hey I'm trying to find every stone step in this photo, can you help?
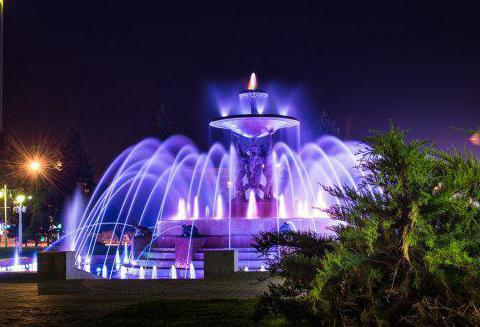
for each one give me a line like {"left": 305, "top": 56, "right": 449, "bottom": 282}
{"left": 124, "top": 266, "right": 204, "bottom": 279}
{"left": 142, "top": 251, "right": 274, "bottom": 262}
{"left": 134, "top": 259, "right": 205, "bottom": 269}
{"left": 144, "top": 252, "right": 176, "bottom": 260}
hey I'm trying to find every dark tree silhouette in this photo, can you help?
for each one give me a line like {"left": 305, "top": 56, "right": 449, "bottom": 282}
{"left": 316, "top": 110, "right": 341, "bottom": 137}
{"left": 58, "top": 127, "right": 95, "bottom": 197}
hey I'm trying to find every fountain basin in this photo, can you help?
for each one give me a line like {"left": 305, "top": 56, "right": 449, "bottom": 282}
{"left": 209, "top": 114, "right": 299, "bottom": 138}
{"left": 152, "top": 217, "right": 339, "bottom": 249}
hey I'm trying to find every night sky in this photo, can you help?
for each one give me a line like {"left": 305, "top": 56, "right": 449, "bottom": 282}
{"left": 4, "top": 1, "right": 480, "bottom": 175}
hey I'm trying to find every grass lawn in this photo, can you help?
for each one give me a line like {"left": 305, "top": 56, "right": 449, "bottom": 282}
{"left": 94, "top": 298, "right": 285, "bottom": 326}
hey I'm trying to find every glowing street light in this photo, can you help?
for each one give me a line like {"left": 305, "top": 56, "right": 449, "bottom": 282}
{"left": 29, "top": 160, "right": 42, "bottom": 172}
{"left": 0, "top": 184, "right": 7, "bottom": 247}
{"left": 0, "top": 0, "right": 4, "bottom": 130}
{"left": 14, "top": 193, "right": 29, "bottom": 251}
{"left": 25, "top": 157, "right": 46, "bottom": 178}
{"left": 15, "top": 194, "right": 25, "bottom": 204}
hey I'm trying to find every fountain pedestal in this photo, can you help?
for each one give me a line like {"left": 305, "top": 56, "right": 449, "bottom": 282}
{"left": 174, "top": 237, "right": 206, "bottom": 268}
{"left": 231, "top": 198, "right": 277, "bottom": 218}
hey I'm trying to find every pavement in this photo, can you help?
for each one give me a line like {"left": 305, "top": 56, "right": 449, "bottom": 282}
{"left": 0, "top": 273, "right": 278, "bottom": 326}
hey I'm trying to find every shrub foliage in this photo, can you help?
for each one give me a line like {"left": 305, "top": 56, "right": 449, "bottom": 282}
{"left": 255, "top": 126, "right": 480, "bottom": 325}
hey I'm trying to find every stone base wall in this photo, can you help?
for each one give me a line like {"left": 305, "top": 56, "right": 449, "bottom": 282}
{"left": 204, "top": 250, "right": 238, "bottom": 278}
{"left": 38, "top": 251, "right": 99, "bottom": 280}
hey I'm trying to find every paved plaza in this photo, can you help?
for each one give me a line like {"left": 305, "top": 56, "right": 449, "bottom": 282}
{"left": 0, "top": 274, "right": 277, "bottom": 326}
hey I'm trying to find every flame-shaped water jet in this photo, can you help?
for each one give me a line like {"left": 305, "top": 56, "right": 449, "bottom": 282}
{"left": 115, "top": 251, "right": 121, "bottom": 270}
{"left": 152, "top": 265, "right": 158, "bottom": 279}
{"left": 215, "top": 195, "right": 224, "bottom": 219}
{"left": 123, "top": 243, "right": 129, "bottom": 264}
{"left": 84, "top": 256, "right": 91, "bottom": 272}
{"left": 176, "top": 198, "right": 187, "bottom": 220}
{"left": 189, "top": 263, "right": 196, "bottom": 279}
{"left": 13, "top": 248, "right": 19, "bottom": 268}
{"left": 278, "top": 194, "right": 287, "bottom": 218}
{"left": 247, "top": 72, "right": 257, "bottom": 90}
{"left": 193, "top": 196, "right": 199, "bottom": 220}
{"left": 170, "top": 265, "right": 177, "bottom": 279}
{"left": 247, "top": 190, "right": 257, "bottom": 219}
{"left": 120, "top": 266, "right": 127, "bottom": 279}
{"left": 139, "top": 266, "right": 145, "bottom": 279}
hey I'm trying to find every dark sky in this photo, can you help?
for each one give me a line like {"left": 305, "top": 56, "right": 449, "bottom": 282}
{"left": 4, "top": 0, "right": 480, "bottom": 174}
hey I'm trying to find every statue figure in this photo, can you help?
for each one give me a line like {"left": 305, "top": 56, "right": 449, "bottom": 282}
{"left": 235, "top": 140, "right": 249, "bottom": 200}
{"left": 262, "top": 157, "right": 273, "bottom": 199}
{"left": 182, "top": 225, "right": 200, "bottom": 237}
{"left": 247, "top": 141, "right": 264, "bottom": 199}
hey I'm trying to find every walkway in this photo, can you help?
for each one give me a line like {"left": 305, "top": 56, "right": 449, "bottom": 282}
{"left": 0, "top": 273, "right": 277, "bottom": 326}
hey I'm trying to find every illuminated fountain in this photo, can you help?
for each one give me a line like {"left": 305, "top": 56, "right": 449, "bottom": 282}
{"left": 64, "top": 74, "right": 366, "bottom": 279}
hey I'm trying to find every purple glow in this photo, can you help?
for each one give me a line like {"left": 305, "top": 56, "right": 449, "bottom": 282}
{"left": 55, "top": 75, "right": 369, "bottom": 280}
{"left": 209, "top": 114, "right": 299, "bottom": 138}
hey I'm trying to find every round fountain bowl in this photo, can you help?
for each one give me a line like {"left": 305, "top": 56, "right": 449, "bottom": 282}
{"left": 209, "top": 114, "right": 299, "bottom": 138}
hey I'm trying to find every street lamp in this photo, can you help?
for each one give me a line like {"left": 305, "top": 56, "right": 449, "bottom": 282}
{"left": 0, "top": 185, "right": 8, "bottom": 247}
{"left": 0, "top": 0, "right": 4, "bottom": 131}
{"left": 14, "top": 194, "right": 28, "bottom": 251}
{"left": 29, "top": 160, "right": 42, "bottom": 172}
{"left": 25, "top": 157, "right": 46, "bottom": 179}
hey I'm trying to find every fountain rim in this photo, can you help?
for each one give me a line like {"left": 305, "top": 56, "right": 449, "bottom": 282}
{"left": 209, "top": 114, "right": 299, "bottom": 138}
{"left": 209, "top": 114, "right": 299, "bottom": 128}
{"left": 239, "top": 89, "right": 268, "bottom": 95}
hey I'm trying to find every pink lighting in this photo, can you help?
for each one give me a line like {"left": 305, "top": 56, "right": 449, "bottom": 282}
{"left": 66, "top": 74, "right": 366, "bottom": 279}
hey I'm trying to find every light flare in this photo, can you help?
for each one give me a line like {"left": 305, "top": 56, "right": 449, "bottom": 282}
{"left": 470, "top": 133, "right": 480, "bottom": 146}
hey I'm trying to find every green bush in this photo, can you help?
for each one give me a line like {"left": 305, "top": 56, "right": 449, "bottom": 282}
{"left": 256, "top": 126, "right": 480, "bottom": 325}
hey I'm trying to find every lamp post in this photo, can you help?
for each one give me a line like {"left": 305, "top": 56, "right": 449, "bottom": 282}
{"left": 14, "top": 194, "right": 27, "bottom": 251}
{"left": 0, "top": 0, "right": 4, "bottom": 131}
{"left": 0, "top": 184, "right": 8, "bottom": 247}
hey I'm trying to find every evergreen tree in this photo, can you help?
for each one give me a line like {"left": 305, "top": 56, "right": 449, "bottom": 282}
{"left": 255, "top": 125, "right": 480, "bottom": 325}
{"left": 316, "top": 110, "right": 341, "bottom": 137}
{"left": 315, "top": 126, "right": 480, "bottom": 324}
{"left": 58, "top": 127, "right": 95, "bottom": 197}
